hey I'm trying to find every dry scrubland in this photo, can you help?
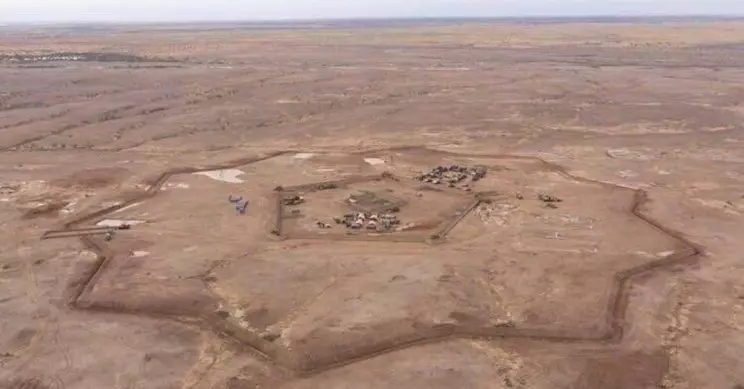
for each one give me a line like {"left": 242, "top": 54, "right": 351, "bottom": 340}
{"left": 1, "top": 20, "right": 744, "bottom": 389}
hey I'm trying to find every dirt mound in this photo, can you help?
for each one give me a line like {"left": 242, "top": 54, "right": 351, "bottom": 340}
{"left": 51, "top": 167, "right": 129, "bottom": 189}
{"left": 21, "top": 200, "right": 69, "bottom": 220}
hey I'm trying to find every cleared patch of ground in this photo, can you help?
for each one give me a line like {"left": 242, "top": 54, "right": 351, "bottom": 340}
{"left": 47, "top": 148, "right": 692, "bottom": 374}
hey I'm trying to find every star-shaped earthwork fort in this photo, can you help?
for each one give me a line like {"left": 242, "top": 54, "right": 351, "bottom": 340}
{"left": 43, "top": 147, "right": 700, "bottom": 375}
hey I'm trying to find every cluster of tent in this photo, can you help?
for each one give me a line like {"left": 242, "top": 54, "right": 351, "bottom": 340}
{"left": 416, "top": 165, "right": 487, "bottom": 189}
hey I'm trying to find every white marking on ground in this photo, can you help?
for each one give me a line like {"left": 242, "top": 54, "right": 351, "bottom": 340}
{"left": 654, "top": 167, "right": 672, "bottom": 175}
{"left": 656, "top": 250, "right": 676, "bottom": 257}
{"left": 193, "top": 169, "right": 245, "bottom": 184}
{"left": 292, "top": 153, "right": 315, "bottom": 160}
{"left": 60, "top": 201, "right": 77, "bottom": 214}
{"left": 706, "top": 126, "right": 734, "bottom": 132}
{"left": 317, "top": 168, "right": 336, "bottom": 172}
{"left": 114, "top": 202, "right": 142, "bottom": 213}
{"left": 131, "top": 251, "right": 150, "bottom": 258}
{"left": 276, "top": 99, "right": 301, "bottom": 104}
{"left": 606, "top": 148, "right": 654, "bottom": 161}
{"left": 96, "top": 219, "right": 145, "bottom": 227}
{"left": 693, "top": 198, "right": 742, "bottom": 215}
{"left": 163, "top": 182, "right": 190, "bottom": 189}
{"left": 0, "top": 198, "right": 9, "bottom": 202}
{"left": 78, "top": 250, "right": 98, "bottom": 261}
{"left": 591, "top": 179, "right": 645, "bottom": 190}
{"left": 424, "top": 67, "right": 471, "bottom": 71}
{"left": 624, "top": 102, "right": 663, "bottom": 107}
{"left": 364, "top": 158, "right": 386, "bottom": 166}
{"left": 617, "top": 170, "right": 639, "bottom": 178}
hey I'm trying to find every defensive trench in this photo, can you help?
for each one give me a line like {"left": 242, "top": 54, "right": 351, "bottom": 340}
{"left": 42, "top": 146, "right": 702, "bottom": 377}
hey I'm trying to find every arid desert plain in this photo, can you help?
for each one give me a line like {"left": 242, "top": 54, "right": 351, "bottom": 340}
{"left": 1, "top": 19, "right": 744, "bottom": 389}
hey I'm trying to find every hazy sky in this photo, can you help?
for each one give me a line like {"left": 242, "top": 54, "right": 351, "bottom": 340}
{"left": 1, "top": 0, "right": 743, "bottom": 23}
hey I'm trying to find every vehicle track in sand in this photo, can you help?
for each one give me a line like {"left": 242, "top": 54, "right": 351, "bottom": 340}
{"left": 42, "top": 146, "right": 703, "bottom": 377}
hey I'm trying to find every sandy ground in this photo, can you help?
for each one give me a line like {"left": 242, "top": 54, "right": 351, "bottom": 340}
{"left": 1, "top": 20, "right": 743, "bottom": 389}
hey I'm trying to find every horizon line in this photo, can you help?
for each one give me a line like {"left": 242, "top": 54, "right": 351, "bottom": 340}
{"left": 3, "top": 14, "right": 744, "bottom": 26}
